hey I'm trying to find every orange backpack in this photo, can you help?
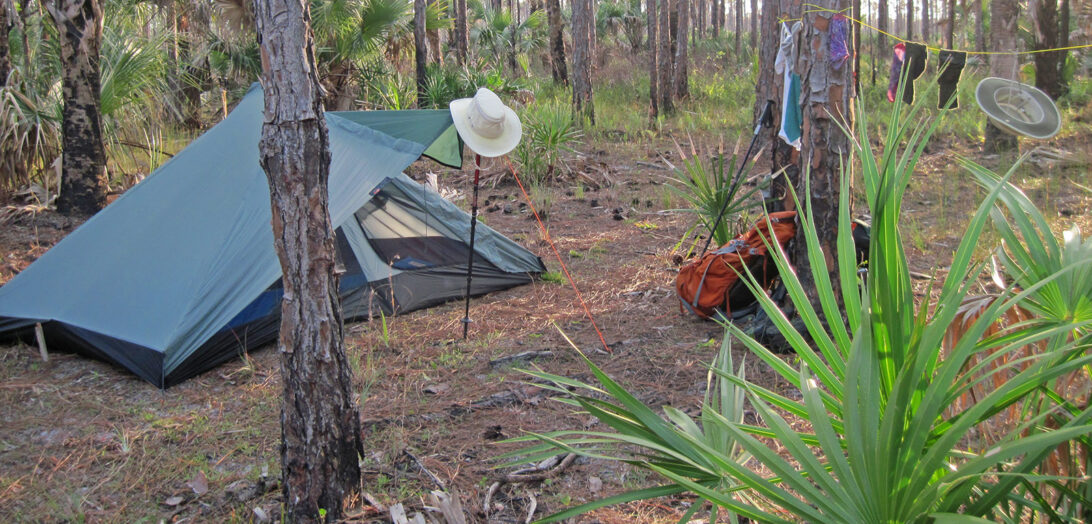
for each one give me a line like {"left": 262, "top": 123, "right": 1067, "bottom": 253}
{"left": 676, "top": 211, "right": 797, "bottom": 319}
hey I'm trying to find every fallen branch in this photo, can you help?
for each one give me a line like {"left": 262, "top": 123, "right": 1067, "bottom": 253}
{"left": 488, "top": 350, "right": 554, "bottom": 368}
{"left": 503, "top": 453, "right": 577, "bottom": 483}
{"left": 403, "top": 449, "right": 445, "bottom": 490}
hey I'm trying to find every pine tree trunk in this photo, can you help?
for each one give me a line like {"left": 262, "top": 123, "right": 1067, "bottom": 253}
{"left": 734, "top": 0, "right": 741, "bottom": 52}
{"left": 675, "top": 0, "right": 690, "bottom": 99}
{"left": 415, "top": 0, "right": 428, "bottom": 106}
{"left": 974, "top": 0, "right": 983, "bottom": 51}
{"left": 427, "top": 0, "right": 442, "bottom": 66}
{"left": 793, "top": 0, "right": 853, "bottom": 305}
{"left": 922, "top": 0, "right": 930, "bottom": 42}
{"left": 50, "top": 0, "right": 107, "bottom": 217}
{"left": 905, "top": 0, "right": 913, "bottom": 39}
{"left": 547, "top": 0, "right": 567, "bottom": 85}
{"left": 649, "top": 0, "right": 659, "bottom": 120}
{"left": 984, "top": 0, "right": 1019, "bottom": 154}
{"left": 571, "top": 0, "right": 594, "bottom": 122}
{"left": 658, "top": 0, "right": 675, "bottom": 111}
{"left": 455, "top": 0, "right": 468, "bottom": 63}
{"left": 878, "top": 0, "right": 888, "bottom": 51}
{"left": 749, "top": 0, "right": 757, "bottom": 49}
{"left": 0, "top": 2, "right": 11, "bottom": 85}
{"left": 945, "top": 0, "right": 955, "bottom": 48}
{"left": 254, "top": 0, "right": 363, "bottom": 520}
{"left": 1034, "top": 0, "right": 1064, "bottom": 99}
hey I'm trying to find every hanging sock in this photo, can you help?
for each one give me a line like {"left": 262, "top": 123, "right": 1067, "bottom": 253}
{"left": 901, "top": 42, "right": 927, "bottom": 104}
{"left": 887, "top": 43, "right": 906, "bottom": 102}
{"left": 775, "top": 21, "right": 803, "bottom": 149}
{"left": 937, "top": 50, "right": 967, "bottom": 109}
{"left": 830, "top": 14, "right": 851, "bottom": 69}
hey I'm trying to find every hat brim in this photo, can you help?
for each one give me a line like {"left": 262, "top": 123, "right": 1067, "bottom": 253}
{"left": 975, "top": 77, "right": 1060, "bottom": 140}
{"left": 450, "top": 97, "right": 523, "bottom": 158}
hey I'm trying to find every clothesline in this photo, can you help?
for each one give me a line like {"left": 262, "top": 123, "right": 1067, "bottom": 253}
{"left": 774, "top": 5, "right": 1092, "bottom": 57}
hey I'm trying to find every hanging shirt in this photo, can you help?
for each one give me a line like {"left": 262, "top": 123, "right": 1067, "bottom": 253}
{"left": 937, "top": 50, "right": 967, "bottom": 109}
{"left": 887, "top": 43, "right": 906, "bottom": 102}
{"left": 775, "top": 21, "right": 803, "bottom": 150}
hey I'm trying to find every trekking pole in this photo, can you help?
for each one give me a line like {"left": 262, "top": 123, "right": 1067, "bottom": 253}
{"left": 461, "top": 154, "right": 483, "bottom": 340}
{"left": 699, "top": 100, "right": 776, "bottom": 257}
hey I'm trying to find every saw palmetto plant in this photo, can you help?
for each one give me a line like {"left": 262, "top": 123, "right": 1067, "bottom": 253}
{"left": 507, "top": 91, "right": 1092, "bottom": 523}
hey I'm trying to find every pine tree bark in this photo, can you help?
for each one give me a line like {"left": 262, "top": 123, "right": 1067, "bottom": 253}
{"left": 254, "top": 0, "right": 363, "bottom": 520}
{"left": 984, "top": 0, "right": 1019, "bottom": 154}
{"left": 734, "top": 0, "right": 742, "bottom": 52}
{"left": 571, "top": 0, "right": 594, "bottom": 122}
{"left": 945, "top": 0, "right": 954, "bottom": 47}
{"left": 0, "top": 1, "right": 11, "bottom": 85}
{"left": 546, "top": 0, "right": 567, "bottom": 85}
{"left": 455, "top": 0, "right": 468, "bottom": 63}
{"left": 415, "top": 0, "right": 428, "bottom": 106}
{"left": 658, "top": 0, "right": 675, "bottom": 111}
{"left": 1033, "top": 0, "right": 1064, "bottom": 99}
{"left": 793, "top": 0, "right": 853, "bottom": 304}
{"left": 749, "top": 0, "right": 757, "bottom": 49}
{"left": 50, "top": 0, "right": 107, "bottom": 217}
{"left": 648, "top": 0, "right": 659, "bottom": 120}
{"left": 878, "top": 0, "right": 888, "bottom": 51}
{"left": 427, "top": 0, "right": 442, "bottom": 66}
{"left": 973, "top": 0, "right": 983, "bottom": 51}
{"left": 675, "top": 0, "right": 690, "bottom": 99}
{"left": 922, "top": 0, "right": 930, "bottom": 42}
{"left": 905, "top": 0, "right": 913, "bottom": 39}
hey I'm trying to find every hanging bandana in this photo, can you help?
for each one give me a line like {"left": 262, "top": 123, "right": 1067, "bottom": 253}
{"left": 937, "top": 50, "right": 967, "bottom": 109}
{"left": 887, "top": 43, "right": 906, "bottom": 103}
{"left": 901, "top": 42, "right": 928, "bottom": 104}
{"left": 775, "top": 21, "right": 803, "bottom": 149}
{"left": 830, "top": 14, "right": 851, "bottom": 69}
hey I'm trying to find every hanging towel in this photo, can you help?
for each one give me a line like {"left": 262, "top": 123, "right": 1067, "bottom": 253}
{"left": 830, "top": 15, "right": 851, "bottom": 69}
{"left": 902, "top": 42, "right": 927, "bottom": 104}
{"left": 775, "top": 21, "right": 803, "bottom": 149}
{"left": 887, "top": 43, "right": 906, "bottom": 102}
{"left": 937, "top": 50, "right": 966, "bottom": 109}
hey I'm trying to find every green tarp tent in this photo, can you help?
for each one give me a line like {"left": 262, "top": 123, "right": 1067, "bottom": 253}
{"left": 0, "top": 85, "right": 544, "bottom": 387}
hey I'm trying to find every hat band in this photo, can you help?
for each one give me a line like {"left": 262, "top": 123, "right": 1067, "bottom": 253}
{"left": 467, "top": 99, "right": 505, "bottom": 139}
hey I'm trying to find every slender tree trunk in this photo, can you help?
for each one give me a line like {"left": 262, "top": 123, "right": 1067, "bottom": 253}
{"left": 50, "top": 0, "right": 107, "bottom": 217}
{"left": 945, "top": 0, "right": 954, "bottom": 48}
{"left": 658, "top": 0, "right": 675, "bottom": 111}
{"left": 415, "top": 0, "right": 428, "bottom": 106}
{"left": 878, "top": 0, "right": 887, "bottom": 51}
{"left": 922, "top": 0, "right": 930, "bottom": 43}
{"left": 427, "top": 0, "right": 442, "bottom": 66}
{"left": 254, "top": 0, "right": 363, "bottom": 520}
{"left": 546, "top": 0, "right": 567, "bottom": 85}
{"left": 649, "top": 0, "right": 659, "bottom": 120}
{"left": 1034, "top": 0, "right": 1064, "bottom": 99}
{"left": 853, "top": 0, "right": 860, "bottom": 93}
{"left": 455, "top": 0, "right": 468, "bottom": 63}
{"left": 571, "top": 0, "right": 594, "bottom": 123}
{"left": 756, "top": 0, "right": 778, "bottom": 123}
{"left": 675, "top": 0, "right": 690, "bottom": 99}
{"left": 973, "top": 0, "right": 983, "bottom": 52}
{"left": 793, "top": 0, "right": 853, "bottom": 304}
{"left": 984, "top": 0, "right": 1019, "bottom": 153}
{"left": 749, "top": 0, "right": 757, "bottom": 49}
{"left": 906, "top": 0, "right": 913, "bottom": 39}
{"left": 0, "top": 1, "right": 11, "bottom": 84}
{"left": 734, "top": 0, "right": 741, "bottom": 52}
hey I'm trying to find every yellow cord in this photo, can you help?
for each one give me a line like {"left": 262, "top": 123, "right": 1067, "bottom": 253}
{"left": 781, "top": 4, "right": 1092, "bottom": 56}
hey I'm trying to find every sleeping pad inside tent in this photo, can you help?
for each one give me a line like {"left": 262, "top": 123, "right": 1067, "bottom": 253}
{"left": 0, "top": 85, "right": 545, "bottom": 387}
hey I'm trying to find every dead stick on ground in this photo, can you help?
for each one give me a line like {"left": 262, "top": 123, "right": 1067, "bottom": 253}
{"left": 403, "top": 449, "right": 445, "bottom": 490}
{"left": 504, "top": 453, "right": 577, "bottom": 483}
{"left": 483, "top": 481, "right": 500, "bottom": 517}
{"left": 524, "top": 491, "right": 537, "bottom": 524}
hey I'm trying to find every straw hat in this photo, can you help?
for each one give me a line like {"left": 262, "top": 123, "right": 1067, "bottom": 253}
{"left": 975, "top": 77, "right": 1061, "bottom": 140}
{"left": 449, "top": 88, "right": 522, "bottom": 158}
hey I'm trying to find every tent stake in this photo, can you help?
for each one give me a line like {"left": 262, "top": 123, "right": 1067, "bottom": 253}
{"left": 34, "top": 322, "right": 48, "bottom": 362}
{"left": 461, "top": 154, "right": 483, "bottom": 339}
